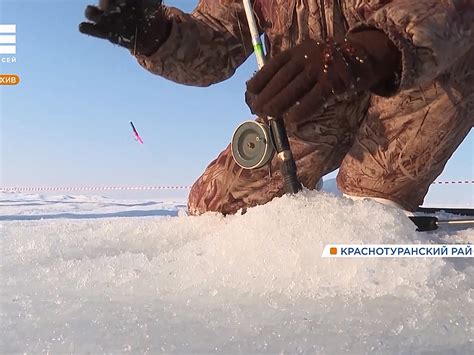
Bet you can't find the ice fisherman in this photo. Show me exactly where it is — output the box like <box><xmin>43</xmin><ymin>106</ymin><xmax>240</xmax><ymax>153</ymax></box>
<box><xmin>80</xmin><ymin>0</ymin><xmax>474</xmax><ymax>215</ymax></box>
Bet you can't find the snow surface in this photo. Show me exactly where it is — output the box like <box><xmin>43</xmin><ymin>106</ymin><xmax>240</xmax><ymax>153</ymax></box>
<box><xmin>1</xmin><ymin>191</ymin><xmax>473</xmax><ymax>354</ymax></box>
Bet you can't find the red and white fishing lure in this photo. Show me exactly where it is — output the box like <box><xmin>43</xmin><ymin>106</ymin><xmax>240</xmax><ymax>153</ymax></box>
<box><xmin>130</xmin><ymin>121</ymin><xmax>144</xmax><ymax>144</ymax></box>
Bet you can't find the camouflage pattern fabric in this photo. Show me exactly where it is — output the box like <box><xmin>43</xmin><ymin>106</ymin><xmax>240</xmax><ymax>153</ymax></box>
<box><xmin>135</xmin><ymin>0</ymin><xmax>474</xmax><ymax>214</ymax></box>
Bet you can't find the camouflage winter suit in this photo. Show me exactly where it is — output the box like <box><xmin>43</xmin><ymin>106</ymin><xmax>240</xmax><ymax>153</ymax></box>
<box><xmin>136</xmin><ymin>0</ymin><xmax>474</xmax><ymax>214</ymax></box>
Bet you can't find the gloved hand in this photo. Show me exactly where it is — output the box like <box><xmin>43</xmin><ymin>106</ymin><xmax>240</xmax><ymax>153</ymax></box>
<box><xmin>79</xmin><ymin>0</ymin><xmax>171</xmax><ymax>56</ymax></box>
<box><xmin>245</xmin><ymin>29</ymin><xmax>401</xmax><ymax>121</ymax></box>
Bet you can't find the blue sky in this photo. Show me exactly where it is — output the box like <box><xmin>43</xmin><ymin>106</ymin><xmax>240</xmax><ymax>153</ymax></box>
<box><xmin>1</xmin><ymin>0</ymin><xmax>472</xmax><ymax>206</ymax></box>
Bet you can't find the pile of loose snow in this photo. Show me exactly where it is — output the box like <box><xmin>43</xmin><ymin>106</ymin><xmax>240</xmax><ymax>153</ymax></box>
<box><xmin>1</xmin><ymin>191</ymin><xmax>473</xmax><ymax>353</ymax></box>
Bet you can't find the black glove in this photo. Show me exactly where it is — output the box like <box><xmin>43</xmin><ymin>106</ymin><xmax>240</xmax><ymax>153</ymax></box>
<box><xmin>79</xmin><ymin>0</ymin><xmax>171</xmax><ymax>56</ymax></box>
<box><xmin>245</xmin><ymin>30</ymin><xmax>401</xmax><ymax>122</ymax></box>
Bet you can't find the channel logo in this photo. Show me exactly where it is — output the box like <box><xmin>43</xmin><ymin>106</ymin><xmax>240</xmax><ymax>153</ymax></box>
<box><xmin>0</xmin><ymin>24</ymin><xmax>16</xmax><ymax>54</ymax></box>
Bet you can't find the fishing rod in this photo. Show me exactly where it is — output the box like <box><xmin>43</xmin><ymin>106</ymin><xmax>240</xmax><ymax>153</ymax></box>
<box><xmin>231</xmin><ymin>0</ymin><xmax>302</xmax><ymax>194</ymax></box>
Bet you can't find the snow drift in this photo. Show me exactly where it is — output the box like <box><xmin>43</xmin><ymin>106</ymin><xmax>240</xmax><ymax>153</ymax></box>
<box><xmin>1</xmin><ymin>191</ymin><xmax>473</xmax><ymax>353</ymax></box>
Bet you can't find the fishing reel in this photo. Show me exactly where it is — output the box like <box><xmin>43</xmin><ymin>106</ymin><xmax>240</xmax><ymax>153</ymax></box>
<box><xmin>231</xmin><ymin>120</ymin><xmax>275</xmax><ymax>169</ymax></box>
<box><xmin>231</xmin><ymin>120</ymin><xmax>324</xmax><ymax>190</ymax></box>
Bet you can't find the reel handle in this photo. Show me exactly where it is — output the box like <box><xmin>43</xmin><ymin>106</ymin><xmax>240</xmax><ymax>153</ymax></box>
<box><xmin>269</xmin><ymin>120</ymin><xmax>302</xmax><ymax>194</ymax></box>
<box><xmin>280</xmin><ymin>159</ymin><xmax>302</xmax><ymax>194</ymax></box>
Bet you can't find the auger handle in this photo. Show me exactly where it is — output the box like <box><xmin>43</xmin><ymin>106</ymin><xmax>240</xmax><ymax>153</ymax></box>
<box><xmin>409</xmin><ymin>216</ymin><xmax>474</xmax><ymax>232</ymax></box>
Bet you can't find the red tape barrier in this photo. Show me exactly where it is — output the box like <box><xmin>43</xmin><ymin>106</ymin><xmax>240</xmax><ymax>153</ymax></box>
<box><xmin>0</xmin><ymin>186</ymin><xmax>192</xmax><ymax>192</ymax></box>
<box><xmin>431</xmin><ymin>181</ymin><xmax>474</xmax><ymax>185</ymax></box>
<box><xmin>1</xmin><ymin>181</ymin><xmax>473</xmax><ymax>193</ymax></box>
